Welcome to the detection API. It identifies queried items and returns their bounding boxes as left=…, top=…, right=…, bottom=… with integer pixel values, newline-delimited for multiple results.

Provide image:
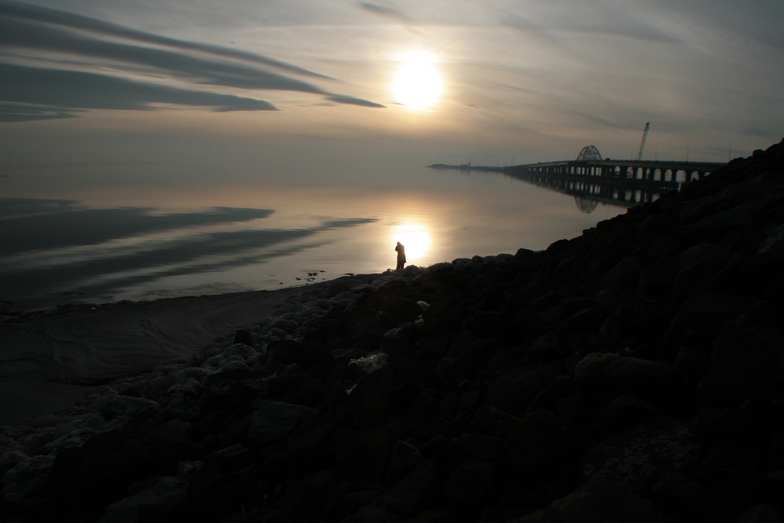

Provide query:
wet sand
left=0, top=283, right=332, bottom=425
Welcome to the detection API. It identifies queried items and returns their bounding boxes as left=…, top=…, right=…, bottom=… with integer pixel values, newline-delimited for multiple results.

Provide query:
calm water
left=0, top=163, right=628, bottom=311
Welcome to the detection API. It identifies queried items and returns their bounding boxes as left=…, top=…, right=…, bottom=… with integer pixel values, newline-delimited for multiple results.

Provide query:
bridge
left=429, top=145, right=726, bottom=212
left=517, top=145, right=724, bottom=184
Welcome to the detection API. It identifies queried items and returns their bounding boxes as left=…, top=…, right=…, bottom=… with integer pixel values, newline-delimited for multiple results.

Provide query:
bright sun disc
left=391, top=52, right=443, bottom=111
left=392, top=222, right=431, bottom=260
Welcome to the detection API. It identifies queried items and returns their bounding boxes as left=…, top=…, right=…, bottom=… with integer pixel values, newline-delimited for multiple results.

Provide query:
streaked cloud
left=0, top=0, right=328, bottom=78
left=359, top=3, right=413, bottom=24
left=0, top=0, right=384, bottom=122
left=0, top=64, right=279, bottom=117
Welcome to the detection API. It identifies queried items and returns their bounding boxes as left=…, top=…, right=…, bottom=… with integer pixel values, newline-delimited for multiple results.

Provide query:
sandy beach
left=0, top=282, right=333, bottom=425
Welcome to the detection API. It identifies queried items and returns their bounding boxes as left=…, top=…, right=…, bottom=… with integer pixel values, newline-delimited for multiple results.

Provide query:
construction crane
left=637, top=122, right=650, bottom=160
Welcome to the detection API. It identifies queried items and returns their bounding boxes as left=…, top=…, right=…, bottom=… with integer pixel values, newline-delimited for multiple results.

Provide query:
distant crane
left=637, top=122, right=650, bottom=160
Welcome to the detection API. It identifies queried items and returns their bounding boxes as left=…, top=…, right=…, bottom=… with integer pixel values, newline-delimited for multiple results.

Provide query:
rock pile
left=2, top=139, right=784, bottom=522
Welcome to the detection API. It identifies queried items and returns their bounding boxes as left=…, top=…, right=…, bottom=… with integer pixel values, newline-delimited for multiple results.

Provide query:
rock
left=330, top=428, right=396, bottom=485
left=447, top=434, right=506, bottom=466
left=666, top=292, right=760, bottom=345
left=378, top=460, right=436, bottom=516
left=510, top=481, right=666, bottom=523
left=466, top=311, right=508, bottom=338
left=233, top=329, right=255, bottom=347
left=574, top=352, right=686, bottom=399
left=707, top=321, right=784, bottom=407
left=704, top=467, right=762, bottom=523
left=340, top=505, right=396, bottom=523
left=651, top=471, right=707, bottom=517
left=49, top=432, right=153, bottom=521
left=472, top=405, right=520, bottom=437
left=98, top=476, right=187, bottom=523
left=690, top=407, right=757, bottom=445
left=485, top=367, right=547, bottom=416
left=581, top=422, right=700, bottom=488
left=674, top=244, right=743, bottom=296
left=96, top=394, right=161, bottom=419
left=380, top=296, right=423, bottom=327
left=386, top=440, right=424, bottom=486
left=735, top=505, right=782, bottom=523
left=209, top=444, right=254, bottom=474
left=247, top=400, right=316, bottom=444
left=504, top=409, right=581, bottom=475
left=443, top=461, right=494, bottom=506
left=598, top=256, right=642, bottom=294
left=3, top=454, right=54, bottom=503
left=288, top=419, right=335, bottom=460
left=595, top=394, right=663, bottom=429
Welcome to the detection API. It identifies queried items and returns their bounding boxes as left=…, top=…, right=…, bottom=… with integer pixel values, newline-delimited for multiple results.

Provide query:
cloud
left=741, top=127, right=776, bottom=138
left=0, top=63, right=279, bottom=118
left=359, top=2, right=414, bottom=23
left=0, top=1, right=383, bottom=121
left=0, top=1, right=327, bottom=79
left=1, top=17, right=326, bottom=94
left=325, top=95, right=386, bottom=109
left=0, top=103, right=78, bottom=123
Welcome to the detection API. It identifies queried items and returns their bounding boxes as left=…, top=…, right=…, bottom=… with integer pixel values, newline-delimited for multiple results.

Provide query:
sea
left=0, top=162, right=632, bottom=312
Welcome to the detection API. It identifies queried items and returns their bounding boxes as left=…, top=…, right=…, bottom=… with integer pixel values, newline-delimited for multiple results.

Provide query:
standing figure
left=395, top=242, right=406, bottom=271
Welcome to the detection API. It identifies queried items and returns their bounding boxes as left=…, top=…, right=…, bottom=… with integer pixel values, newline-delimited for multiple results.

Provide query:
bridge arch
left=576, top=145, right=603, bottom=161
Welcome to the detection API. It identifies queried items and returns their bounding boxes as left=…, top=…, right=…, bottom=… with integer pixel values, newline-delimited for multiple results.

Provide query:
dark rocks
left=511, top=481, right=666, bottom=523
left=485, top=367, right=547, bottom=416
left=443, top=461, right=495, bottom=506
left=247, top=400, right=316, bottom=444
left=706, top=320, right=784, bottom=407
left=580, top=421, right=700, bottom=488
left=574, top=352, right=686, bottom=399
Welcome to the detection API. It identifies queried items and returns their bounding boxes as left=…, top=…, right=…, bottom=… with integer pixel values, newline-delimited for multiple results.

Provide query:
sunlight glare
left=392, top=222, right=431, bottom=261
left=391, top=52, right=444, bottom=111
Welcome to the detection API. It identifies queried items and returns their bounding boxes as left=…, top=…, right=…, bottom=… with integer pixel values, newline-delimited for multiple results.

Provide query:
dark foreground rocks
left=3, top=139, right=784, bottom=522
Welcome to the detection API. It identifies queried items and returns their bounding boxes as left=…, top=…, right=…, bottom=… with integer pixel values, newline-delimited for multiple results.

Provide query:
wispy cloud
left=358, top=2, right=414, bottom=23
left=325, top=95, right=386, bottom=108
left=0, top=63, right=279, bottom=117
left=0, top=0, right=384, bottom=122
left=0, top=1, right=328, bottom=78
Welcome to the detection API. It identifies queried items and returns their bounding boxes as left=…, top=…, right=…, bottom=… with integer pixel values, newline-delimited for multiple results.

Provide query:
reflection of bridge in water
left=430, top=145, right=726, bottom=213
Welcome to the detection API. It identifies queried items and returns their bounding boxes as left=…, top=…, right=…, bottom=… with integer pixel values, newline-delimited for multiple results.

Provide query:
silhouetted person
left=395, top=242, right=406, bottom=271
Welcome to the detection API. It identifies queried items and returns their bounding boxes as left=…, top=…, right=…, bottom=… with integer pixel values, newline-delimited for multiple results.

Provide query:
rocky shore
left=2, top=139, right=784, bottom=522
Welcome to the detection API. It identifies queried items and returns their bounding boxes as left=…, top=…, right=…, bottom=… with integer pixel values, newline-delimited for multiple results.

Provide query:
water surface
left=0, top=163, right=627, bottom=311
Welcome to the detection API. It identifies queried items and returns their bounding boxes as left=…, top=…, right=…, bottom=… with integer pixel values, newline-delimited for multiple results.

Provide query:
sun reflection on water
left=391, top=221, right=432, bottom=260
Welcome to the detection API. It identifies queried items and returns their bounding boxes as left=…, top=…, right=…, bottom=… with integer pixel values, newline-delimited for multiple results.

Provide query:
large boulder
left=574, top=352, right=686, bottom=399
left=510, top=481, right=666, bottom=523
left=247, top=400, right=316, bottom=444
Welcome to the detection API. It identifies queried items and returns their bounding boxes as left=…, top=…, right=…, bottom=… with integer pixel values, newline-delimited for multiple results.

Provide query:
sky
left=1, top=0, right=783, bottom=177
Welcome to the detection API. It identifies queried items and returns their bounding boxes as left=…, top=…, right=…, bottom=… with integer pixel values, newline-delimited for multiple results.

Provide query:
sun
left=391, top=52, right=444, bottom=111
left=392, top=222, right=431, bottom=261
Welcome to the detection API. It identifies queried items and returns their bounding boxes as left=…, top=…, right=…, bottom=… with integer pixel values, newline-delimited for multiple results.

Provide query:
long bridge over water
left=430, top=145, right=726, bottom=212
